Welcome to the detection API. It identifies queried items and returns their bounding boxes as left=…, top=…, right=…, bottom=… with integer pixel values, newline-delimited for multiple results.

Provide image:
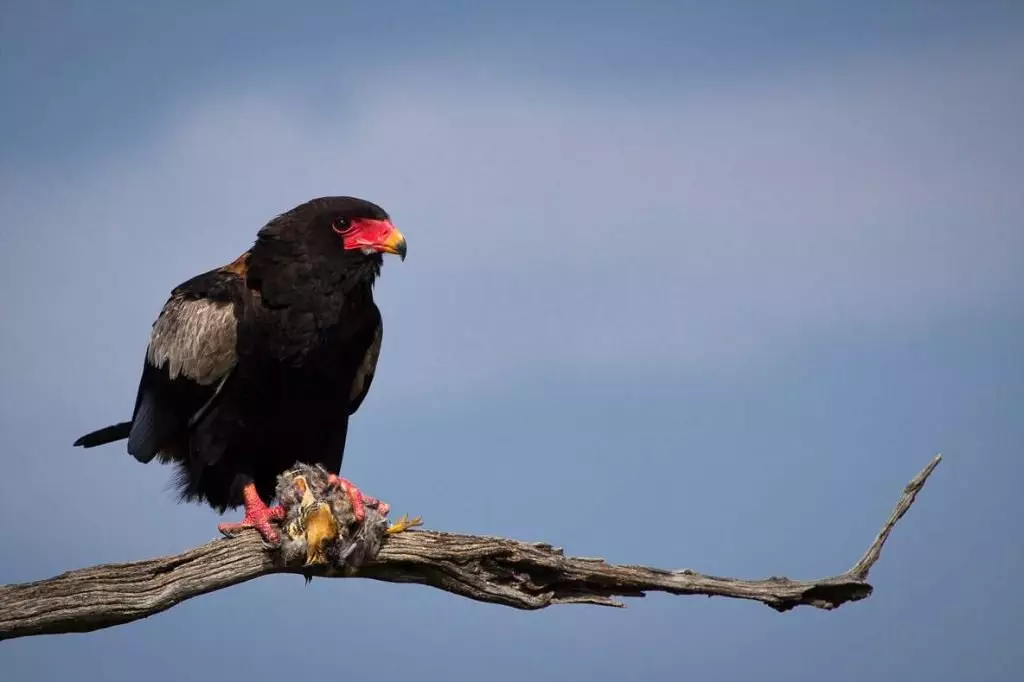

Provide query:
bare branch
left=0, top=455, right=942, bottom=641
left=848, top=454, right=942, bottom=580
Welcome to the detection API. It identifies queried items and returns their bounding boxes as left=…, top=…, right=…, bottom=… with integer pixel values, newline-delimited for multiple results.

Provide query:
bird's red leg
left=360, top=490, right=389, bottom=517
left=326, top=474, right=390, bottom=522
left=217, top=483, right=286, bottom=543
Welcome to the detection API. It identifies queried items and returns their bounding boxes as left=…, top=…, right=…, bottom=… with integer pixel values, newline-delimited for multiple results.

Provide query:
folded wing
left=347, top=311, right=382, bottom=416
left=127, top=265, right=247, bottom=463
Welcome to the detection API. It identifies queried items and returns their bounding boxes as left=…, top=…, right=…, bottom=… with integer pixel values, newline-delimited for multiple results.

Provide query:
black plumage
left=74, top=196, right=406, bottom=537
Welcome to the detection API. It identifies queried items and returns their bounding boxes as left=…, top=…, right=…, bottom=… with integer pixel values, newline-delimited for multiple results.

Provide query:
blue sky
left=1, top=2, right=1022, bottom=680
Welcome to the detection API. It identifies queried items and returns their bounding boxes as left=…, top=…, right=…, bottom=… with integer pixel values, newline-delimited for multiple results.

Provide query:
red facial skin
left=334, top=218, right=401, bottom=253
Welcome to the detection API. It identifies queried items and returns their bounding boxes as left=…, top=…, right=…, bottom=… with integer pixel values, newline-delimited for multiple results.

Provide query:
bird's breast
left=238, top=296, right=374, bottom=388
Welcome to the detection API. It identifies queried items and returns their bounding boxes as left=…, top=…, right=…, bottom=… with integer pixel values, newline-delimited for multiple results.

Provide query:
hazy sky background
left=1, top=2, right=1022, bottom=680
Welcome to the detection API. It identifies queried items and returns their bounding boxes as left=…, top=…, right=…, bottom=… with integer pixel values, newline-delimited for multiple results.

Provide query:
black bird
left=74, top=196, right=407, bottom=542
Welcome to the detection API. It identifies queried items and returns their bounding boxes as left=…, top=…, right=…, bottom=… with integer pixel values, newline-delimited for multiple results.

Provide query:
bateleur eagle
left=73, top=196, right=406, bottom=543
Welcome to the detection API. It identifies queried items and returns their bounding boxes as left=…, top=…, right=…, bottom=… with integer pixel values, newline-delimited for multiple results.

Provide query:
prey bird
left=73, top=196, right=406, bottom=543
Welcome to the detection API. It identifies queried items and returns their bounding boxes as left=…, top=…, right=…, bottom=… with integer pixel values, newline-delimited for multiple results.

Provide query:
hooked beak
left=378, top=223, right=407, bottom=261
left=337, top=217, right=408, bottom=261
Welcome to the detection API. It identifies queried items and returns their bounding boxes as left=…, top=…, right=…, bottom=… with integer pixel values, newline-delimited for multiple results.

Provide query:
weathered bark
left=0, top=455, right=941, bottom=641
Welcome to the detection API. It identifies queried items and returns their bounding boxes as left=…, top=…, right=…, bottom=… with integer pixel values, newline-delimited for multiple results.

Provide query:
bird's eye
left=331, top=217, right=351, bottom=236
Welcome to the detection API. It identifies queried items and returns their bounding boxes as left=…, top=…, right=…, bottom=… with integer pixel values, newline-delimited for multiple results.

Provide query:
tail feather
left=73, top=421, right=132, bottom=448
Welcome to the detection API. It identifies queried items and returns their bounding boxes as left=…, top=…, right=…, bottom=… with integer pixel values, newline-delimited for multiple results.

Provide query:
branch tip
left=848, top=453, right=942, bottom=580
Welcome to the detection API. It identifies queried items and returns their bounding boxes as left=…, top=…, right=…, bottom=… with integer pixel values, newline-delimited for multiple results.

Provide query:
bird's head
left=326, top=198, right=407, bottom=262
left=251, top=196, right=407, bottom=299
left=258, top=196, right=406, bottom=262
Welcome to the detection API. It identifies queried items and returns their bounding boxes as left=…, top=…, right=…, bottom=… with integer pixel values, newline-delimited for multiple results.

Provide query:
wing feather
left=146, top=296, right=238, bottom=385
left=347, top=313, right=382, bottom=415
left=126, top=262, right=247, bottom=463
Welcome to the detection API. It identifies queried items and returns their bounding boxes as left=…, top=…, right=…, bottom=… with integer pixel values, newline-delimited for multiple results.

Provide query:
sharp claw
left=325, top=474, right=393, bottom=523
left=327, top=475, right=370, bottom=523
left=217, top=519, right=281, bottom=544
left=361, top=495, right=390, bottom=516
left=217, top=524, right=241, bottom=539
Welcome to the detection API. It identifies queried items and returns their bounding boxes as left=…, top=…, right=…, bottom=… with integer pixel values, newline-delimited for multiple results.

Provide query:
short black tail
left=73, top=421, right=132, bottom=448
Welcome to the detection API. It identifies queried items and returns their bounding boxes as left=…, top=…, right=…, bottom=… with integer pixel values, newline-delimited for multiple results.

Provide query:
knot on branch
left=275, top=464, right=389, bottom=574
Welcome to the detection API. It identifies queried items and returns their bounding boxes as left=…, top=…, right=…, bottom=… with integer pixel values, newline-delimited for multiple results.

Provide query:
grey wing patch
left=348, top=320, right=382, bottom=413
left=146, top=295, right=238, bottom=385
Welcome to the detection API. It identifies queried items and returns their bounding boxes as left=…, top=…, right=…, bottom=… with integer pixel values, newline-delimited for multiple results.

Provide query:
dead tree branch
left=0, top=454, right=941, bottom=641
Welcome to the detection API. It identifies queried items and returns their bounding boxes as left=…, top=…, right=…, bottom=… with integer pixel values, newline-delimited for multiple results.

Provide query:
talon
left=327, top=474, right=390, bottom=524
left=386, top=514, right=423, bottom=535
left=364, top=497, right=390, bottom=517
left=328, top=475, right=365, bottom=522
left=326, top=474, right=393, bottom=523
left=217, top=482, right=285, bottom=544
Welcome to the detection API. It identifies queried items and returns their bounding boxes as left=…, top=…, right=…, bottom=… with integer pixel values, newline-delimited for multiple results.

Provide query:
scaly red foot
left=217, top=483, right=286, bottom=543
left=326, top=474, right=390, bottom=522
